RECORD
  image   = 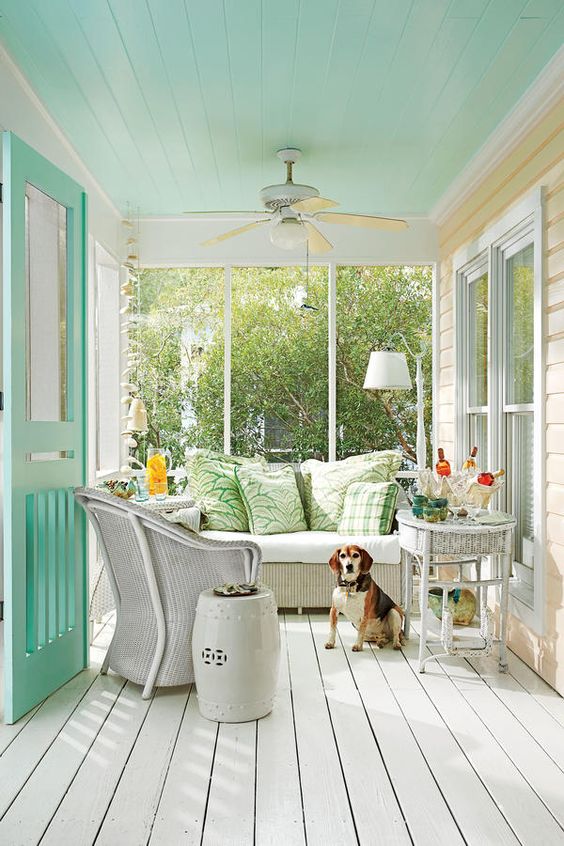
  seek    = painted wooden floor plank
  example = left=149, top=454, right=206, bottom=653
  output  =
left=338, top=621, right=465, bottom=846
left=504, top=652, right=564, bottom=728
left=201, top=719, right=257, bottom=846
left=254, top=616, right=306, bottom=846
left=149, top=689, right=217, bottom=846
left=401, top=635, right=564, bottom=844
left=0, top=672, right=125, bottom=845
left=41, top=681, right=152, bottom=846
left=0, top=667, right=99, bottom=819
left=310, top=617, right=410, bottom=846
left=0, top=704, right=42, bottom=757
left=373, top=641, right=519, bottom=846
left=285, top=614, right=358, bottom=846
left=410, top=623, right=564, bottom=831
left=468, top=652, right=564, bottom=771
left=94, top=686, right=189, bottom=846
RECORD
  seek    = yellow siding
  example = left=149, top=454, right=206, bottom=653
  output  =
left=438, top=98, right=564, bottom=695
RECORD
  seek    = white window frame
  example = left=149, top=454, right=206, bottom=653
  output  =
left=454, top=187, right=545, bottom=634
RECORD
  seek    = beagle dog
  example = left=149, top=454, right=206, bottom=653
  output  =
left=325, top=544, right=405, bottom=652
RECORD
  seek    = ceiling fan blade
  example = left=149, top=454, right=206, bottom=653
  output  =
left=291, top=196, right=339, bottom=213
left=201, top=219, right=269, bottom=247
left=304, top=222, right=333, bottom=254
left=184, top=210, right=268, bottom=216
left=315, top=212, right=408, bottom=231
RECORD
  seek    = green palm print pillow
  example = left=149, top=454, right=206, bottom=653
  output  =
left=234, top=465, right=307, bottom=535
left=186, top=453, right=264, bottom=532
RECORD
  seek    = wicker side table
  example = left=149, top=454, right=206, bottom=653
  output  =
left=397, top=510, right=515, bottom=673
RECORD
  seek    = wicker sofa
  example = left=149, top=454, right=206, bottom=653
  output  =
left=198, top=462, right=404, bottom=610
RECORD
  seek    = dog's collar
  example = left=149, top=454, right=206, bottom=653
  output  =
left=337, top=572, right=370, bottom=593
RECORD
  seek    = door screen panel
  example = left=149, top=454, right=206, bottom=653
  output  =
left=25, top=182, right=68, bottom=423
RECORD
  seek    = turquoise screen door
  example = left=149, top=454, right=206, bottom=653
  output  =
left=3, top=132, right=88, bottom=724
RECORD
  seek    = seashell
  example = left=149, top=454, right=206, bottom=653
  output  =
left=121, top=429, right=133, bottom=436
left=120, top=382, right=139, bottom=392
left=121, top=395, right=133, bottom=404
left=120, top=465, right=132, bottom=474
left=127, top=437, right=138, bottom=448
left=120, top=304, right=130, bottom=314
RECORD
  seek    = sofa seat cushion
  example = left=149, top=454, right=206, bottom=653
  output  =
left=199, top=529, right=400, bottom=565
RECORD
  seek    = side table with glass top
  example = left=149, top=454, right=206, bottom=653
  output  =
left=397, top=510, right=516, bottom=673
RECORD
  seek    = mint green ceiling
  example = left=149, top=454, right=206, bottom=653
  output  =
left=0, top=0, right=562, bottom=216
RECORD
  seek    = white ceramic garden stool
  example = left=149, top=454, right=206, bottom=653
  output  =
left=192, top=587, right=280, bottom=722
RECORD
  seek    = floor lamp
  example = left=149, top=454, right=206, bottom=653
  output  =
left=363, top=334, right=427, bottom=470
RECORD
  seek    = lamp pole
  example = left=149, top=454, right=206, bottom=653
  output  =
left=385, top=333, right=427, bottom=470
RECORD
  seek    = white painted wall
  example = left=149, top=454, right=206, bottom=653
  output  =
left=139, top=215, right=438, bottom=266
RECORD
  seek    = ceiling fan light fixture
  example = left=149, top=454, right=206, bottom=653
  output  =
left=269, top=217, right=308, bottom=250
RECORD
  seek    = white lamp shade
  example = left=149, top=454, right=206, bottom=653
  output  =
left=363, top=351, right=412, bottom=390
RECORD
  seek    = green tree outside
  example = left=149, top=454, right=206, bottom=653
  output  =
left=130, top=264, right=432, bottom=467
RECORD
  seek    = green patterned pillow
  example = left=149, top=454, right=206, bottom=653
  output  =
left=234, top=465, right=307, bottom=535
left=186, top=453, right=263, bottom=531
left=187, top=448, right=267, bottom=467
left=301, top=451, right=402, bottom=531
left=338, top=482, right=398, bottom=535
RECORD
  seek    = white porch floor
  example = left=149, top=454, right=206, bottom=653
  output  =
left=1, top=613, right=564, bottom=846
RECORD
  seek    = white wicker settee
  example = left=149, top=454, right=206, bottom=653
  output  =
left=198, top=462, right=404, bottom=610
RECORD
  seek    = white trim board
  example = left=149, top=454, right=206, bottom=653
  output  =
left=431, top=46, right=564, bottom=227
left=453, top=187, right=546, bottom=636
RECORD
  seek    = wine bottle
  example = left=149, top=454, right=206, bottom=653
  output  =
left=462, top=446, right=478, bottom=472
left=436, top=447, right=451, bottom=477
left=477, top=469, right=505, bottom=487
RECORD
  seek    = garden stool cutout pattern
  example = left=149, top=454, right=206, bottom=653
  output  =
left=192, top=587, right=280, bottom=722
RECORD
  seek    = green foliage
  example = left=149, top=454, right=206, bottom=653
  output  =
left=132, top=264, right=432, bottom=466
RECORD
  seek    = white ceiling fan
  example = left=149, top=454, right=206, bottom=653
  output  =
left=185, top=148, right=408, bottom=253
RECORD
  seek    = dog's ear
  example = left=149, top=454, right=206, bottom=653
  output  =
left=359, top=548, right=373, bottom=573
left=328, top=548, right=341, bottom=573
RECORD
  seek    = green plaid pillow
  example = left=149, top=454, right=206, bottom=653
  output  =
left=301, top=451, right=402, bottom=531
left=338, top=482, right=398, bottom=536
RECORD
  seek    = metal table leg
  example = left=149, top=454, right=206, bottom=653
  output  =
left=418, top=546, right=430, bottom=672
left=499, top=552, right=511, bottom=673
left=403, top=549, right=413, bottom=637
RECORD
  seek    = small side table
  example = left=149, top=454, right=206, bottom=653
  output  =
left=398, top=511, right=516, bottom=673
left=192, top=588, right=280, bottom=722
left=141, top=494, right=195, bottom=512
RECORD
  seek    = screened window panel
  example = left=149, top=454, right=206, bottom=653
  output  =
left=468, top=271, right=488, bottom=409
left=25, top=183, right=68, bottom=422
left=506, top=244, right=534, bottom=405
left=469, top=413, right=488, bottom=470
left=508, top=413, right=534, bottom=569
left=230, top=266, right=328, bottom=462
left=336, top=265, right=433, bottom=460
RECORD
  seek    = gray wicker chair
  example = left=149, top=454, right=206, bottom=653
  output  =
left=75, top=488, right=262, bottom=699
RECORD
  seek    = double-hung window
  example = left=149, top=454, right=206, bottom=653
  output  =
left=461, top=258, right=489, bottom=464
left=455, top=190, right=544, bottom=631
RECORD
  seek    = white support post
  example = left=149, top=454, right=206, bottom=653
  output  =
left=415, top=352, right=426, bottom=470
left=328, top=262, right=337, bottom=461
left=224, top=265, right=231, bottom=455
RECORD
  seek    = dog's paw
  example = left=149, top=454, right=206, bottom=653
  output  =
left=393, top=642, right=402, bottom=650
left=352, top=643, right=363, bottom=652
left=325, top=641, right=336, bottom=650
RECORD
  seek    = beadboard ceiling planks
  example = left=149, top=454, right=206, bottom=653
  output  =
left=0, top=0, right=561, bottom=216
